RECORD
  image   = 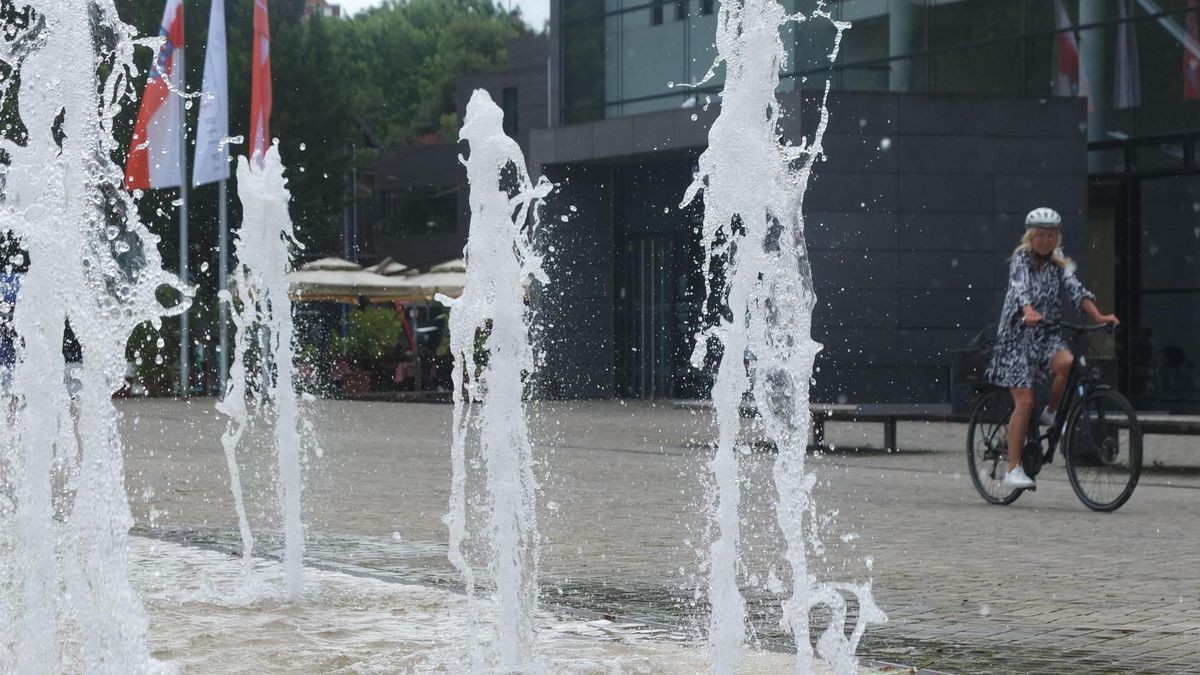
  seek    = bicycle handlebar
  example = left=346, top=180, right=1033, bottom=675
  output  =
left=1041, top=319, right=1116, bottom=334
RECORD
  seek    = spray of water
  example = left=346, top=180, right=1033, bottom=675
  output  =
left=682, top=2, right=885, bottom=672
left=0, top=1, right=185, bottom=670
left=214, top=293, right=255, bottom=571
left=228, top=142, right=306, bottom=601
left=441, top=89, right=552, bottom=671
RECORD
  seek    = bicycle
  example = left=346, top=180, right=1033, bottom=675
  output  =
left=966, top=320, right=1143, bottom=512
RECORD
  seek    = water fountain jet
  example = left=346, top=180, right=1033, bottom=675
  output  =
left=443, top=88, right=553, bottom=671
left=682, top=2, right=886, bottom=672
left=0, top=1, right=187, bottom=669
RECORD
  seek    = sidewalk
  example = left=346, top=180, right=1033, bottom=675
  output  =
left=119, top=398, right=1200, bottom=673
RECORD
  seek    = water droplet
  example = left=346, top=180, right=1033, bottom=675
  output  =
left=879, top=137, right=891, bottom=151
left=200, top=262, right=209, bottom=273
left=299, top=143, right=307, bottom=151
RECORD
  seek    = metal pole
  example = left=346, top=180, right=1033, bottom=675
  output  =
left=179, top=45, right=191, bottom=398
left=350, top=143, right=358, bottom=261
left=218, top=178, right=229, bottom=394
left=411, top=305, right=422, bottom=394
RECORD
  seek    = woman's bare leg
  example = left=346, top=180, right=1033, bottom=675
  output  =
left=1048, top=349, right=1074, bottom=416
left=1008, top=387, right=1034, bottom=471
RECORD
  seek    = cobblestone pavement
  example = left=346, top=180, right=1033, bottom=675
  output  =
left=121, top=399, right=1200, bottom=673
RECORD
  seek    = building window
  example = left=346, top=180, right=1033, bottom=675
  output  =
left=501, top=87, right=519, bottom=136
left=378, top=189, right=458, bottom=235
left=676, top=0, right=687, bottom=21
left=700, top=0, right=714, bottom=16
left=652, top=0, right=663, bottom=25
left=561, top=6, right=604, bottom=123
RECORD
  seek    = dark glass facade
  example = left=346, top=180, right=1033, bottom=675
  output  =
left=562, top=0, right=1200, bottom=144
left=553, top=0, right=1200, bottom=408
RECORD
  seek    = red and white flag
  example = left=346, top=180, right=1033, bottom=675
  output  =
left=1186, top=0, right=1200, bottom=100
left=193, top=0, right=230, bottom=186
left=1114, top=0, right=1142, bottom=109
left=125, top=0, right=185, bottom=191
left=250, top=0, right=273, bottom=166
left=1053, top=0, right=1091, bottom=105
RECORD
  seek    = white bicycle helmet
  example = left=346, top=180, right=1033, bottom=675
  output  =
left=1025, top=207, right=1061, bottom=228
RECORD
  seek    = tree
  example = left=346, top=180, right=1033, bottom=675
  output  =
left=1, top=0, right=524, bottom=391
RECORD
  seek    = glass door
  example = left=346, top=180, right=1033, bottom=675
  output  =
left=619, top=235, right=675, bottom=398
left=1130, top=174, right=1200, bottom=411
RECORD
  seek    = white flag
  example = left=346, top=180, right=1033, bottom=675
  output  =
left=193, top=0, right=230, bottom=186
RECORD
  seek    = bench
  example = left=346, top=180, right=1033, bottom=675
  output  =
left=809, top=403, right=1200, bottom=451
left=674, top=399, right=1200, bottom=451
left=810, top=404, right=969, bottom=451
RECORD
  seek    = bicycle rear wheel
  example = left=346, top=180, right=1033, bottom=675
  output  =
left=1064, top=388, right=1142, bottom=512
left=967, top=388, right=1022, bottom=505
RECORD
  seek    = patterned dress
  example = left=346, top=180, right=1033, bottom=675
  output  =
left=986, top=248, right=1095, bottom=389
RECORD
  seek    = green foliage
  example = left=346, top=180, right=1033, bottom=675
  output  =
left=107, top=0, right=524, bottom=259
left=89, top=0, right=524, bottom=389
left=126, top=322, right=178, bottom=396
left=333, top=306, right=404, bottom=364
left=336, top=0, right=527, bottom=147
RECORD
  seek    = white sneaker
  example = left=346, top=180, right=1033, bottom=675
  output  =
left=1003, top=466, right=1036, bottom=490
left=1039, top=407, right=1056, bottom=429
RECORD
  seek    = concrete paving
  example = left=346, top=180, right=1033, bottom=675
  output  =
left=120, top=398, right=1200, bottom=673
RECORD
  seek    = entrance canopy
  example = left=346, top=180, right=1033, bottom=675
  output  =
left=288, top=257, right=464, bottom=304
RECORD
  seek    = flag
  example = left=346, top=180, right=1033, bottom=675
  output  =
left=125, top=0, right=185, bottom=191
left=1187, top=0, right=1200, bottom=99
left=194, top=0, right=230, bottom=186
left=1053, top=0, right=1091, bottom=105
left=250, top=0, right=273, bottom=166
left=1114, top=0, right=1142, bottom=109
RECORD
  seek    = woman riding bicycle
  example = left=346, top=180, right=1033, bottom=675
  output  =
left=986, top=207, right=1120, bottom=490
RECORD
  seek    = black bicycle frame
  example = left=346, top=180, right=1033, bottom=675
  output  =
left=1034, top=323, right=1111, bottom=461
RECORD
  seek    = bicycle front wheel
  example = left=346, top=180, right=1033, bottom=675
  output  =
left=1064, top=388, right=1143, bottom=512
left=967, top=388, right=1022, bottom=505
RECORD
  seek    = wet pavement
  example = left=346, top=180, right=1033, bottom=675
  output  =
left=121, top=398, right=1200, bottom=673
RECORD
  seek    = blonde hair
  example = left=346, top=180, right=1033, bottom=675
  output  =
left=1015, top=228, right=1073, bottom=269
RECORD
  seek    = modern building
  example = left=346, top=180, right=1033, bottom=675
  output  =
left=360, top=36, right=550, bottom=270
left=366, top=2, right=1200, bottom=412
left=526, top=0, right=1199, bottom=412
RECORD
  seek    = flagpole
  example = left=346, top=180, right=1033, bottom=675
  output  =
left=218, top=178, right=229, bottom=393
left=179, top=44, right=190, bottom=399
